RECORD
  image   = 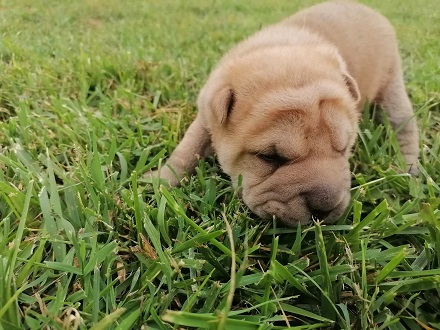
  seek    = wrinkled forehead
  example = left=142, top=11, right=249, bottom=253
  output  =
left=253, top=80, right=352, bottom=113
left=238, top=92, right=356, bottom=155
left=241, top=111, right=310, bottom=155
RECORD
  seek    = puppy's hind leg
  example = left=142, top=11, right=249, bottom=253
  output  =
left=377, top=65, right=420, bottom=174
left=147, top=116, right=213, bottom=186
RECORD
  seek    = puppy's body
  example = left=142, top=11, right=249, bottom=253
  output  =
left=151, top=2, right=419, bottom=225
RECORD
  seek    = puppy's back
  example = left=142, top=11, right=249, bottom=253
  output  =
left=284, top=1, right=400, bottom=102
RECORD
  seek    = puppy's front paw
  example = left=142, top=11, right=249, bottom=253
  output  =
left=144, top=167, right=180, bottom=186
left=406, top=163, right=419, bottom=176
left=402, top=153, right=419, bottom=176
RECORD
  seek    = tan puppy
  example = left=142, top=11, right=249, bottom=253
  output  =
left=149, top=1, right=419, bottom=226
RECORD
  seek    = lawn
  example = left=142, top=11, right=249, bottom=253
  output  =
left=0, top=0, right=439, bottom=329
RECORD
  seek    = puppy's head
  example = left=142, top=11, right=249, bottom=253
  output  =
left=198, top=45, right=360, bottom=225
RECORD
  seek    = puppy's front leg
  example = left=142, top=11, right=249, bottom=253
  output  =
left=379, top=66, right=420, bottom=174
left=149, top=116, right=212, bottom=186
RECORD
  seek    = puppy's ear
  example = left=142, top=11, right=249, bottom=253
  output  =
left=210, top=87, right=236, bottom=124
left=343, top=73, right=360, bottom=103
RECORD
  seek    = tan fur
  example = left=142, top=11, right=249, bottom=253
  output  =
left=149, top=1, right=419, bottom=225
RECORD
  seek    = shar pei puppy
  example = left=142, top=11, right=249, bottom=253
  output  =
left=148, top=1, right=419, bottom=226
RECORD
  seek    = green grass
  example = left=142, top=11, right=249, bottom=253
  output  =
left=0, top=0, right=439, bottom=329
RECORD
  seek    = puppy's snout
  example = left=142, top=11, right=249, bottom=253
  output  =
left=304, top=185, right=342, bottom=220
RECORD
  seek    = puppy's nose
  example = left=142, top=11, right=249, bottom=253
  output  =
left=308, top=207, right=332, bottom=220
left=304, top=186, right=340, bottom=220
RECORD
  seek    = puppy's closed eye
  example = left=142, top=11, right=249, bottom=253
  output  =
left=256, top=152, right=289, bottom=167
left=336, top=145, right=348, bottom=154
